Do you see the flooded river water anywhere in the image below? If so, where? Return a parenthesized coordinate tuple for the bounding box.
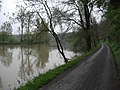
(0, 44, 75, 90)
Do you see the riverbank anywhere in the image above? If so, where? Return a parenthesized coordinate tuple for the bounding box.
(17, 45, 100, 90)
(0, 42, 49, 46)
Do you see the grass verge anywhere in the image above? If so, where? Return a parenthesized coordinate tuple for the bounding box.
(107, 42, 120, 77)
(16, 45, 100, 90)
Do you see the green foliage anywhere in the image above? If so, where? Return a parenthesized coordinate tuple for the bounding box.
(106, 2, 120, 77)
(107, 2, 120, 43)
(0, 21, 13, 43)
(17, 45, 100, 90)
(0, 21, 12, 35)
(97, 20, 109, 41)
(107, 42, 120, 77)
(66, 30, 87, 53)
(0, 29, 17, 44)
(7, 35, 17, 43)
(32, 18, 50, 44)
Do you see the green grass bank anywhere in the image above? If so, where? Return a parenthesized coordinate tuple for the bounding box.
(17, 45, 100, 90)
(107, 42, 120, 77)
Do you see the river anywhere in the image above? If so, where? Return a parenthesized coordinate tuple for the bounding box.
(0, 44, 75, 90)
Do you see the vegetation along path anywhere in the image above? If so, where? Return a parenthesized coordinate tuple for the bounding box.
(39, 44, 120, 90)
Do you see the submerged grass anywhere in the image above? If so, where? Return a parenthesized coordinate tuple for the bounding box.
(17, 45, 100, 90)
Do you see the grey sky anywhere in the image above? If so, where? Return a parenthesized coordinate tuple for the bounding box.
(0, 0, 22, 34)
(0, 0, 16, 23)
(0, 0, 103, 34)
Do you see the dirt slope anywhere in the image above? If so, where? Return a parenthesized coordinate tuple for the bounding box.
(39, 44, 120, 90)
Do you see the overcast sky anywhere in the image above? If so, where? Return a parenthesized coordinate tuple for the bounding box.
(0, 0, 22, 34)
(0, 0, 16, 23)
(0, 0, 103, 34)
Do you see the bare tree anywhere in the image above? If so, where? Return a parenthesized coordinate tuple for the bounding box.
(24, 0, 68, 62)
(24, 11, 34, 42)
(16, 6, 26, 42)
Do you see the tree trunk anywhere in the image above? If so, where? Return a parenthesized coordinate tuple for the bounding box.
(2, 33, 5, 43)
(21, 22, 24, 42)
(91, 30, 97, 47)
(52, 31, 68, 63)
(27, 18, 30, 43)
(36, 3, 68, 63)
(84, 4, 91, 50)
(86, 31, 91, 51)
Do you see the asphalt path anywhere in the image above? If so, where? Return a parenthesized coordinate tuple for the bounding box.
(39, 44, 120, 90)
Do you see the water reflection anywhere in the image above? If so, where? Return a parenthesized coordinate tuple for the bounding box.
(18, 45, 49, 85)
(0, 46, 12, 67)
(18, 46, 33, 84)
(34, 45, 49, 69)
(0, 76, 3, 89)
(0, 44, 74, 90)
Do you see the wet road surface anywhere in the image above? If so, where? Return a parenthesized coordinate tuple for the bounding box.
(39, 44, 120, 90)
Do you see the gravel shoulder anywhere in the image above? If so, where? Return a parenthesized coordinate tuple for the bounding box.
(39, 44, 120, 90)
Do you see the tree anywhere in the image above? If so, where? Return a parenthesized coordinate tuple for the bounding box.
(97, 20, 108, 41)
(33, 18, 49, 43)
(24, 0, 68, 63)
(107, 0, 120, 43)
(24, 11, 35, 43)
(0, 21, 12, 43)
(16, 6, 26, 42)
(110, 0, 120, 8)
(52, 0, 107, 50)
(66, 30, 87, 52)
